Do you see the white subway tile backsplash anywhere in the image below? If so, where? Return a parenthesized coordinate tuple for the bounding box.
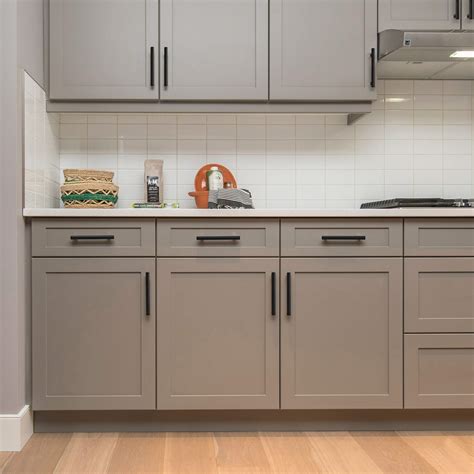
(117, 123, 147, 139)
(207, 124, 236, 139)
(414, 81, 443, 95)
(266, 124, 295, 140)
(443, 95, 471, 110)
(414, 95, 443, 110)
(88, 114, 118, 124)
(207, 140, 237, 155)
(177, 124, 206, 139)
(87, 123, 117, 139)
(147, 123, 177, 139)
(147, 139, 176, 155)
(237, 124, 266, 139)
(295, 140, 325, 155)
(25, 74, 61, 209)
(414, 154, 443, 169)
(54, 81, 474, 209)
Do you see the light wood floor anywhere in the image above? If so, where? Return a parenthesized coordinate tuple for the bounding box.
(0, 431, 472, 473)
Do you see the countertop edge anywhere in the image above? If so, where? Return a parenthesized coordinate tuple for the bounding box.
(23, 208, 474, 218)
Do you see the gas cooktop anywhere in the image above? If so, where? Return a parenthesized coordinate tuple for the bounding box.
(361, 198, 473, 209)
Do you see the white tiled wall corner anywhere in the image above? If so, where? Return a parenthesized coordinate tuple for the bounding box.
(24, 72, 60, 208)
(57, 80, 474, 209)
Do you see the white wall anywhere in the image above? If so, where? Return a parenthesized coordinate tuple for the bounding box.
(58, 80, 474, 209)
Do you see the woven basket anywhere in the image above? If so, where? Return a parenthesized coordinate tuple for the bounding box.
(61, 182, 119, 208)
(63, 169, 114, 184)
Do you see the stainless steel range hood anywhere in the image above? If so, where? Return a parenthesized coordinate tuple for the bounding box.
(378, 30, 474, 79)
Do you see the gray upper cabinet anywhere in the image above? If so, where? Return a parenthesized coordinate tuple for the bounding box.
(270, 0, 377, 101)
(463, 0, 474, 29)
(281, 258, 403, 409)
(160, 0, 268, 101)
(50, 0, 159, 100)
(378, 0, 461, 31)
(156, 258, 279, 409)
(33, 258, 156, 410)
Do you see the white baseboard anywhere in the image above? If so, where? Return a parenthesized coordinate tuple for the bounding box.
(0, 405, 33, 451)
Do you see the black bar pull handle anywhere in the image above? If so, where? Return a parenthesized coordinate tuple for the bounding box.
(286, 272, 291, 317)
(321, 235, 366, 241)
(150, 46, 155, 87)
(163, 47, 169, 88)
(271, 272, 276, 316)
(145, 272, 151, 316)
(70, 235, 115, 241)
(468, 0, 473, 19)
(454, 0, 460, 19)
(370, 48, 376, 88)
(196, 235, 241, 241)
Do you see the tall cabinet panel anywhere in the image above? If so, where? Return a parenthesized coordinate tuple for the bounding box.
(270, 0, 377, 101)
(160, 0, 268, 100)
(50, 0, 159, 100)
(379, 0, 461, 31)
(281, 258, 403, 409)
(33, 258, 156, 410)
(156, 258, 279, 409)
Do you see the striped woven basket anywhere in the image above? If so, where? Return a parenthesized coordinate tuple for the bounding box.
(61, 182, 119, 208)
(63, 169, 114, 184)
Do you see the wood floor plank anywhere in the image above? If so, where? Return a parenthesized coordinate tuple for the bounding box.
(106, 433, 166, 473)
(0, 452, 13, 472)
(441, 431, 474, 457)
(259, 432, 322, 474)
(214, 432, 271, 474)
(2, 434, 71, 474)
(163, 433, 218, 474)
(305, 432, 383, 474)
(352, 432, 438, 474)
(399, 431, 474, 473)
(53, 433, 118, 474)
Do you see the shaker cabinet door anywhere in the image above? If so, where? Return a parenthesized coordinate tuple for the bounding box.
(33, 258, 156, 410)
(270, 0, 377, 101)
(160, 0, 268, 100)
(281, 258, 403, 409)
(463, 0, 474, 29)
(156, 258, 279, 409)
(379, 0, 461, 31)
(50, 0, 159, 100)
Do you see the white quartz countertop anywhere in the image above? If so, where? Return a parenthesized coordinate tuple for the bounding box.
(23, 208, 474, 218)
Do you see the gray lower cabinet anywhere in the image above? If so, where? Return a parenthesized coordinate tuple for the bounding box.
(156, 258, 279, 409)
(405, 334, 474, 409)
(270, 0, 377, 101)
(405, 258, 474, 333)
(378, 0, 461, 31)
(281, 258, 403, 409)
(33, 258, 156, 410)
(50, 0, 159, 100)
(160, 0, 268, 100)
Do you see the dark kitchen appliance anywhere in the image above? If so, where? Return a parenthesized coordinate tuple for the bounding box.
(361, 198, 473, 209)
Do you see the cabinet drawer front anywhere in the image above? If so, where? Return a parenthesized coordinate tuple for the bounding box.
(156, 219, 279, 257)
(281, 219, 402, 257)
(32, 219, 155, 257)
(405, 334, 474, 409)
(405, 219, 474, 257)
(405, 258, 474, 333)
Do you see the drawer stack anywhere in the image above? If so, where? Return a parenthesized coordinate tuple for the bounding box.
(403, 219, 474, 409)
